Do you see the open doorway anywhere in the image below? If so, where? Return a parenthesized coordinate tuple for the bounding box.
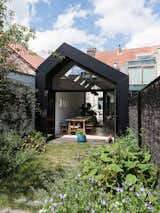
(55, 90, 116, 138)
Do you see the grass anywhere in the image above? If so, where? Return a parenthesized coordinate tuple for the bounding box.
(0, 141, 96, 212)
(38, 142, 94, 169)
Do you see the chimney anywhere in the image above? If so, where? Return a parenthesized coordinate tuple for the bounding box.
(87, 48, 97, 57)
(117, 44, 122, 54)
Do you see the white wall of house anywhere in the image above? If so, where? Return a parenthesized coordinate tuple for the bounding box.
(55, 92, 85, 134)
(8, 71, 35, 90)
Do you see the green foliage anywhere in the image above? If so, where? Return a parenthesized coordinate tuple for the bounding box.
(0, 0, 35, 134)
(40, 129, 160, 212)
(40, 172, 160, 213)
(0, 131, 34, 179)
(0, 0, 35, 73)
(76, 128, 85, 136)
(2, 159, 56, 199)
(21, 131, 46, 153)
(51, 51, 65, 61)
(80, 129, 158, 190)
(0, 131, 57, 204)
(0, 81, 35, 135)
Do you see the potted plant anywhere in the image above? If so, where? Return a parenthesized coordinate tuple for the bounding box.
(76, 129, 86, 142)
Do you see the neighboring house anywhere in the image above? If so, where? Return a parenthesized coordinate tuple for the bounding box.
(87, 45, 160, 93)
(8, 43, 44, 89)
(1, 44, 44, 135)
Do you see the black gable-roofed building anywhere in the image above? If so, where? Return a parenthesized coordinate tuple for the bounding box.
(36, 43, 129, 139)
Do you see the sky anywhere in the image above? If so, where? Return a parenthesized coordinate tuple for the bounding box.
(7, 0, 160, 58)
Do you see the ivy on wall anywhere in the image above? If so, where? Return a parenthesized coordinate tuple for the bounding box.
(0, 79, 35, 136)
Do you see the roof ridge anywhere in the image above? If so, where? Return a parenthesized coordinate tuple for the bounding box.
(96, 44, 160, 53)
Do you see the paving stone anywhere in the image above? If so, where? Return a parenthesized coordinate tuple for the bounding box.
(0, 209, 30, 213)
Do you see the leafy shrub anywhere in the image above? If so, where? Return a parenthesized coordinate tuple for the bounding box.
(0, 130, 52, 203)
(40, 129, 160, 212)
(2, 159, 57, 200)
(80, 129, 158, 191)
(0, 131, 34, 179)
(21, 131, 46, 153)
(40, 172, 160, 213)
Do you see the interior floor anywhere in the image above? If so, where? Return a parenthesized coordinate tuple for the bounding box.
(56, 123, 115, 138)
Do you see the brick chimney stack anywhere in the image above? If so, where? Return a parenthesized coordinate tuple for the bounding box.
(87, 48, 97, 57)
(117, 44, 122, 54)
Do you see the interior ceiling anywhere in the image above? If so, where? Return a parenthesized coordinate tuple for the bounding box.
(52, 64, 115, 91)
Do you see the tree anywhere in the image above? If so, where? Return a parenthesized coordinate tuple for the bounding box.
(0, 0, 34, 73)
(0, 0, 35, 132)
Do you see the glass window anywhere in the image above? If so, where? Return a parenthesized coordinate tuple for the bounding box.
(142, 66, 155, 84)
(129, 67, 141, 85)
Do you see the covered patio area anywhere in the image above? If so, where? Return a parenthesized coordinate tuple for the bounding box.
(36, 43, 129, 139)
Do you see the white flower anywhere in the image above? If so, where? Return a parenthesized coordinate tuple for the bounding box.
(39, 209, 47, 213)
(113, 201, 120, 207)
(63, 194, 67, 198)
(77, 173, 81, 177)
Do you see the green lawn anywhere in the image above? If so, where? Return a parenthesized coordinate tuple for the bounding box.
(0, 141, 96, 212)
(38, 142, 94, 169)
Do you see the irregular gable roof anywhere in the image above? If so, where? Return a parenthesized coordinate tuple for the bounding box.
(38, 43, 128, 84)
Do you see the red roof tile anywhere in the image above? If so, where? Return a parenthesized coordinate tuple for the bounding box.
(9, 43, 44, 70)
(95, 45, 160, 68)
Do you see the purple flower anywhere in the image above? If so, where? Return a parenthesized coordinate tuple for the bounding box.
(59, 193, 63, 199)
(85, 206, 90, 211)
(116, 187, 123, 193)
(53, 203, 57, 210)
(88, 177, 98, 184)
(140, 186, 145, 192)
(148, 191, 152, 195)
(50, 197, 53, 202)
(91, 209, 95, 213)
(147, 206, 154, 210)
(145, 202, 154, 210)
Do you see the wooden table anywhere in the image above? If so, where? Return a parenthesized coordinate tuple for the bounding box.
(65, 116, 91, 135)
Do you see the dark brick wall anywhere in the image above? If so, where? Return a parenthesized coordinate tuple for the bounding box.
(140, 79, 160, 165)
(129, 96, 138, 135)
(129, 77, 160, 166)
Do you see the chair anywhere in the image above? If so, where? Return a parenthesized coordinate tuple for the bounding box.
(60, 121, 68, 134)
(85, 122, 95, 131)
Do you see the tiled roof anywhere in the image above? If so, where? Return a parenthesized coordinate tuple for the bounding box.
(95, 45, 160, 68)
(9, 43, 44, 70)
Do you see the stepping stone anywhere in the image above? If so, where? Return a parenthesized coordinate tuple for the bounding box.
(0, 209, 30, 213)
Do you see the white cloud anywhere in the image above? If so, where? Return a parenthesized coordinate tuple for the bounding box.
(126, 23, 160, 48)
(91, 0, 160, 47)
(54, 4, 89, 29)
(29, 26, 104, 58)
(29, 5, 105, 57)
(7, 0, 50, 26)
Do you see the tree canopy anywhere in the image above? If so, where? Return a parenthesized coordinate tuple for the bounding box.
(0, 0, 35, 124)
(0, 0, 34, 75)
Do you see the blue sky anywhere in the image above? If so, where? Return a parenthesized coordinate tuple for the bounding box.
(9, 0, 160, 57)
